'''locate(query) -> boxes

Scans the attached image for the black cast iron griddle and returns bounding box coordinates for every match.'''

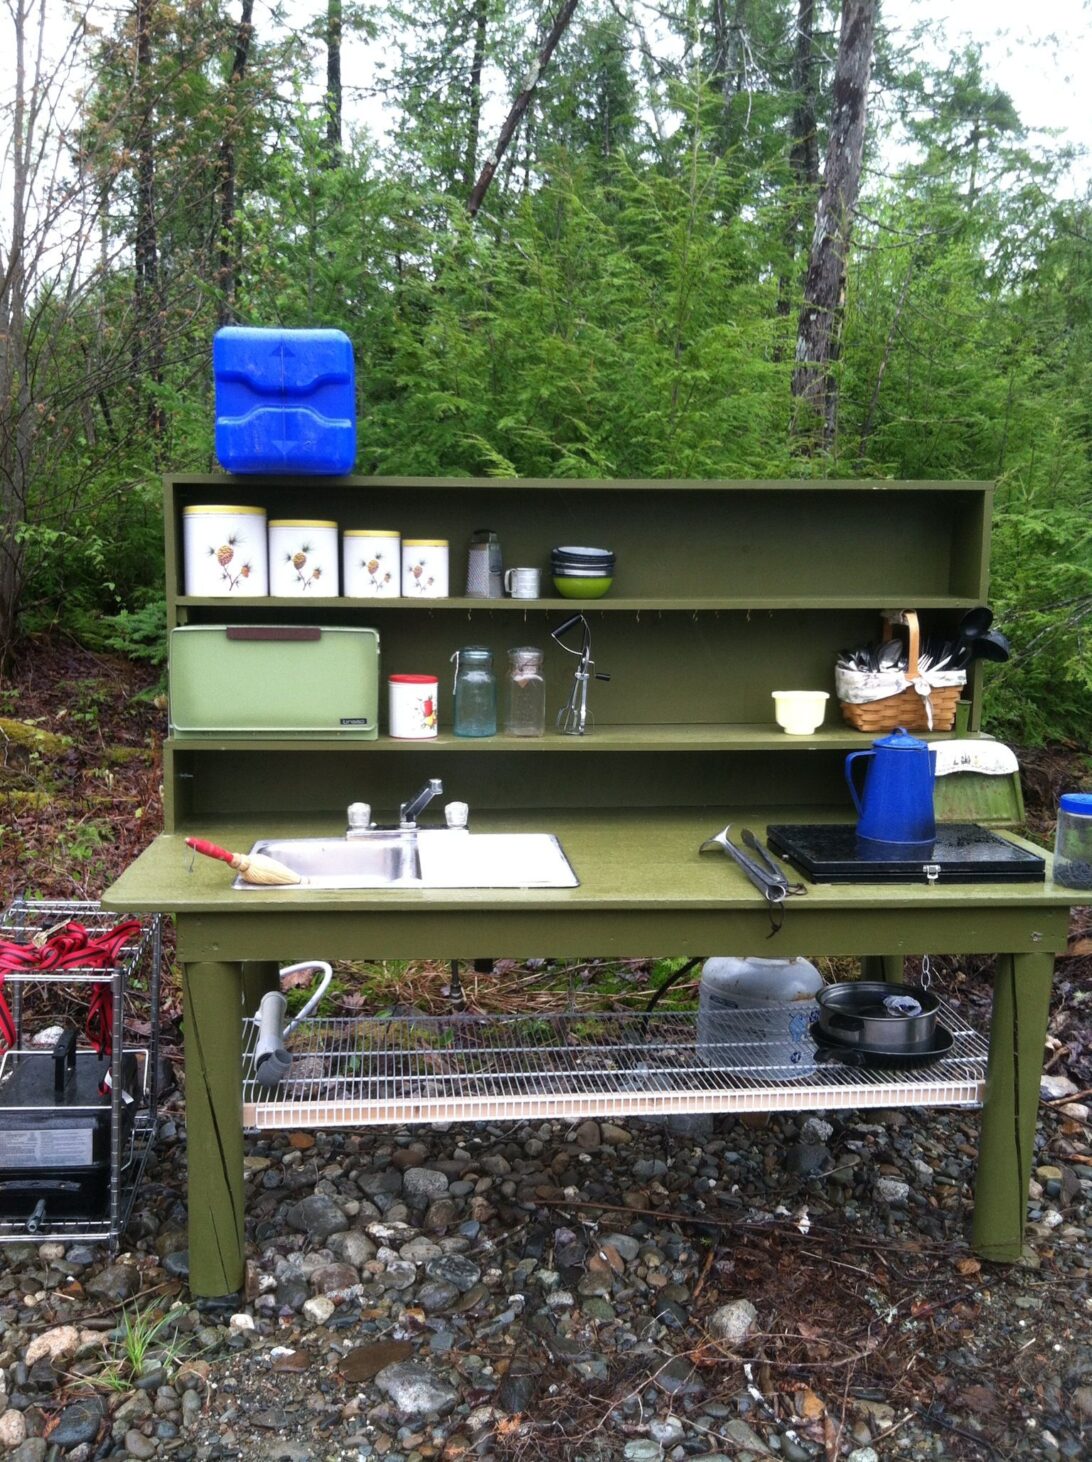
[765,822,1045,884]
[810,1022,956,1068]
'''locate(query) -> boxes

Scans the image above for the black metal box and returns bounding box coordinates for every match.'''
[0,1031,136,1225]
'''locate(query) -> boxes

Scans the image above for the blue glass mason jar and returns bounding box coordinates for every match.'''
[451,646,497,737]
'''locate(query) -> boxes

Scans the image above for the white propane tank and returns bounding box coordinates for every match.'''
[697,956,823,1075]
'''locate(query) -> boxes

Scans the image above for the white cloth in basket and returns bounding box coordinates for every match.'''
[835,665,967,730]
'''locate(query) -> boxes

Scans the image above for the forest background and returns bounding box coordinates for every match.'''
[1,0,1090,748]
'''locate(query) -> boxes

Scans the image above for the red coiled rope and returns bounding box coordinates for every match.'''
[0,919,142,1063]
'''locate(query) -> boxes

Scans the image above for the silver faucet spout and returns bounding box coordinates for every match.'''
[399,778,444,829]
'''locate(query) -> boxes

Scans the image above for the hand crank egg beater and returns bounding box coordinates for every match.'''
[551,613,612,735]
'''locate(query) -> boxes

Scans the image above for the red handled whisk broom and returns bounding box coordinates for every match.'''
[185,837,302,887]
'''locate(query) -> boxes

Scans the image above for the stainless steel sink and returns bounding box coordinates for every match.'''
[233,830,578,890]
[235,832,421,890]
[417,831,579,888]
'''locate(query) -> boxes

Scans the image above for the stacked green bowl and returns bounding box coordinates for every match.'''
[551,545,615,599]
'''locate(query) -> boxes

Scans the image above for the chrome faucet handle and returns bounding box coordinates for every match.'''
[444,801,469,829]
[346,802,373,836]
[399,777,444,828]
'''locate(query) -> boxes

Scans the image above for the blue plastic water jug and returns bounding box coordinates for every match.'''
[213,327,356,475]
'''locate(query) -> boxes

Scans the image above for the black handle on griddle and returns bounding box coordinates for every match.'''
[52,1028,77,1093]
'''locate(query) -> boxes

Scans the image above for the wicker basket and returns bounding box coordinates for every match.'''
[838,611,965,733]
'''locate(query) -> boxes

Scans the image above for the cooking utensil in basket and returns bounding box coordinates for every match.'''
[837,611,965,733]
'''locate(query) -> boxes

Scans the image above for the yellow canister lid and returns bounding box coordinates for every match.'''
[268,519,338,528]
[344,529,401,537]
[184,504,266,515]
[403,538,449,547]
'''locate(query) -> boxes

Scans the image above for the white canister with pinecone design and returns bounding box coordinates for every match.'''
[343,529,401,598]
[401,539,449,597]
[268,520,339,596]
[183,505,269,596]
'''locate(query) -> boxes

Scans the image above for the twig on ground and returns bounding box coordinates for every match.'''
[538,1197,972,1253]
[914,1403,1001,1459]
[690,1244,717,1301]
[1041,1085,1092,1104]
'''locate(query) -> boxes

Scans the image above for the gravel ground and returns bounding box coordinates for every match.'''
[1,1090,1091,1462]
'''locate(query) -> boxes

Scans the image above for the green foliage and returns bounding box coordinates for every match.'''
[98,597,169,673]
[985,496,1092,744]
[7,1,1090,744]
[97,1303,188,1391]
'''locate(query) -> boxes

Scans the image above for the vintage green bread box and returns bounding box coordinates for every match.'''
[169,625,379,737]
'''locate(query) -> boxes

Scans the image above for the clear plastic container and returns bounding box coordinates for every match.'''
[504,647,545,737]
[1054,793,1092,889]
[697,956,823,1072]
[451,647,497,737]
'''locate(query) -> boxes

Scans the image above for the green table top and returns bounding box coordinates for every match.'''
[102,808,1074,916]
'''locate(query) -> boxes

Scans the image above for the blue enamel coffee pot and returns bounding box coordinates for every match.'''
[845,727,937,847]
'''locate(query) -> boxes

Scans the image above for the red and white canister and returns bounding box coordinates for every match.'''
[388,674,439,739]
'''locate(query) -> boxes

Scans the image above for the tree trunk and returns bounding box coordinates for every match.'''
[790,0,876,455]
[217,0,255,327]
[0,0,31,659]
[325,0,342,163]
[711,0,749,116]
[467,0,579,219]
[857,255,914,463]
[463,0,488,189]
[774,0,819,348]
[133,0,164,444]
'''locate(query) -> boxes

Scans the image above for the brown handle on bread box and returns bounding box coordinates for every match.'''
[225,626,322,642]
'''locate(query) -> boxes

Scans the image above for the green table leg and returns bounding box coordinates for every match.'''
[241,961,281,1013]
[861,955,904,981]
[972,952,1054,1263]
[183,960,245,1297]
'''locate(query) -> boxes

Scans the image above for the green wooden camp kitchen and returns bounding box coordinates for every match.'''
[102,476,1083,1299]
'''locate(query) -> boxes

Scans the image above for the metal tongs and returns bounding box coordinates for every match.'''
[551,613,611,735]
[699,825,806,935]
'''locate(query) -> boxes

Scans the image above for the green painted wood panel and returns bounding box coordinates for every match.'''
[104,808,1077,922]
[166,747,854,821]
[165,609,980,741]
[166,478,992,612]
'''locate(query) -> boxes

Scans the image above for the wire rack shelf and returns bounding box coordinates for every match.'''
[0,899,162,1248]
[242,999,988,1130]
[0,900,160,984]
[0,1112,157,1245]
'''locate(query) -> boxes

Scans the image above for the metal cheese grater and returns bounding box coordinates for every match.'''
[466,530,503,598]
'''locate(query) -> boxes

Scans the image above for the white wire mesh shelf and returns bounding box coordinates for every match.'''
[0,898,160,983]
[242,999,989,1129]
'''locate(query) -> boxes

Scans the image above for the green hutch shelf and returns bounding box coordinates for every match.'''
[103,476,1081,1298]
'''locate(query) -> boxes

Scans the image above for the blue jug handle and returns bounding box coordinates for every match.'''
[845,750,871,815]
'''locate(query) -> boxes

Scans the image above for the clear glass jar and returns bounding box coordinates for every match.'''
[1054,792,1092,889]
[504,647,545,737]
[451,646,496,737]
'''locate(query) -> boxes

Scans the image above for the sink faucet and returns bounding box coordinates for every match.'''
[399,778,444,829]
